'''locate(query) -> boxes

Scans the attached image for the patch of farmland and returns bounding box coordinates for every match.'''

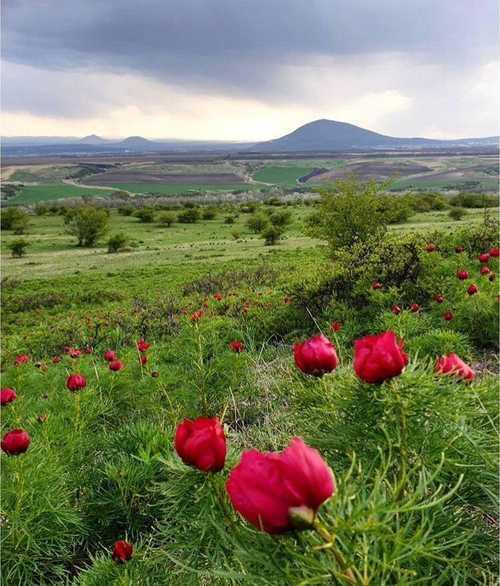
[252,165,316,185]
[104,183,259,195]
[7,183,114,204]
[308,160,433,183]
[82,171,245,185]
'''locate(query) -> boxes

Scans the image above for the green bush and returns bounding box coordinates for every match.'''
[64,207,109,247]
[262,224,283,246]
[107,233,129,253]
[246,213,269,233]
[1,207,30,233]
[177,209,200,223]
[448,207,467,221]
[134,208,156,223]
[157,212,176,227]
[8,238,30,258]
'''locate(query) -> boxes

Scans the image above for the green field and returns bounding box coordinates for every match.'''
[107,182,263,195]
[7,183,114,204]
[252,165,316,185]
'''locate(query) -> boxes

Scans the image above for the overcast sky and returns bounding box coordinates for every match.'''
[1,0,498,140]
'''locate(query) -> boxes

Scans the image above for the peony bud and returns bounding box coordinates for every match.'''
[354,331,408,384]
[467,284,479,296]
[112,540,133,563]
[14,354,29,367]
[66,374,87,392]
[490,247,500,258]
[1,429,31,455]
[391,305,402,315]
[175,417,226,472]
[229,340,245,353]
[1,388,17,406]
[226,437,335,534]
[136,339,151,353]
[457,270,469,280]
[293,335,339,377]
[104,350,117,362]
[425,243,437,252]
[443,311,454,321]
[371,281,382,290]
[109,359,124,372]
[433,294,445,304]
[479,253,490,264]
[410,304,421,313]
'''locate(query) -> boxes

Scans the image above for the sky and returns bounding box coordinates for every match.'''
[1,0,498,141]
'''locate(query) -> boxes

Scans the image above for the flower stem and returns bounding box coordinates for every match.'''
[313,518,358,585]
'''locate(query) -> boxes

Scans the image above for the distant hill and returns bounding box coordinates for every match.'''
[252,119,499,152]
[79,134,109,145]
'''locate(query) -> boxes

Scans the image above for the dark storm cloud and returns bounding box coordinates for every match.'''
[2,0,497,98]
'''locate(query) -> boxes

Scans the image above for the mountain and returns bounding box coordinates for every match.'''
[252,119,499,152]
[79,134,109,144]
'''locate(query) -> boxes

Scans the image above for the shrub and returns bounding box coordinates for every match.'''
[202,208,217,220]
[158,212,176,227]
[246,214,269,233]
[450,192,499,208]
[262,225,283,246]
[448,207,467,221]
[64,207,109,247]
[231,229,241,240]
[177,209,200,223]
[117,205,134,216]
[224,215,236,225]
[107,233,129,253]
[135,208,156,223]
[1,208,29,232]
[8,239,30,258]
[269,210,292,228]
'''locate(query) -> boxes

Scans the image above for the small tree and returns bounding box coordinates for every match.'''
[8,239,30,258]
[247,213,269,233]
[202,208,217,220]
[269,210,292,229]
[107,233,129,253]
[135,208,156,223]
[224,215,236,225]
[262,225,283,246]
[177,209,200,223]
[158,212,176,227]
[1,207,28,230]
[64,207,109,247]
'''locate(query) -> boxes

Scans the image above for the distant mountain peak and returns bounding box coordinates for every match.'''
[79,134,108,144]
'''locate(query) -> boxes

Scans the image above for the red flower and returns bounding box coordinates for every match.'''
[1,388,17,406]
[14,354,29,366]
[104,350,117,362]
[139,354,148,365]
[456,270,469,280]
[213,292,223,301]
[52,356,61,364]
[112,540,133,563]
[480,266,491,275]
[229,340,245,353]
[293,335,339,377]
[436,353,475,381]
[175,417,226,472]
[330,321,342,332]
[66,374,87,392]
[410,303,421,313]
[479,253,490,264]
[433,294,445,304]
[467,284,479,296]
[490,247,500,258]
[67,348,82,358]
[443,311,454,321]
[455,245,465,253]
[109,359,124,372]
[136,339,151,353]
[190,309,204,322]
[425,243,437,252]
[354,331,408,384]
[1,429,31,455]
[226,437,335,534]
[371,281,382,290]
[391,305,402,315]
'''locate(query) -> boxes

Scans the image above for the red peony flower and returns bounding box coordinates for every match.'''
[104,350,117,362]
[190,309,204,322]
[490,247,500,258]
[479,253,490,264]
[330,321,342,332]
[213,292,223,301]
[52,356,61,364]
[1,388,17,406]
[67,348,82,358]
[456,270,469,280]
[480,266,491,276]
[433,294,445,304]
[391,305,402,315]
[293,335,339,377]
[139,354,148,365]
[226,437,335,534]
[467,284,479,296]
[175,417,226,472]
[14,354,29,367]
[455,245,465,253]
[443,311,454,321]
[410,303,421,313]
[371,281,382,290]
[1,429,31,455]
[109,359,124,372]
[354,331,408,384]
[66,374,87,392]
[112,540,133,563]
[425,243,437,252]
[136,339,151,353]
[436,353,475,381]
[229,340,245,353]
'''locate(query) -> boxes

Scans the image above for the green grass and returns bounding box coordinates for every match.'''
[105,182,262,195]
[252,165,316,186]
[7,184,114,204]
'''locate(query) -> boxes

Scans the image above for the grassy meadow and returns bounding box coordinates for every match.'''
[1,190,499,585]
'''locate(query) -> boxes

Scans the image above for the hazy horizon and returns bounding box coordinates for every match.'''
[2,0,498,140]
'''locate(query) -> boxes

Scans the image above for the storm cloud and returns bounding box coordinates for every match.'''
[1,0,498,139]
